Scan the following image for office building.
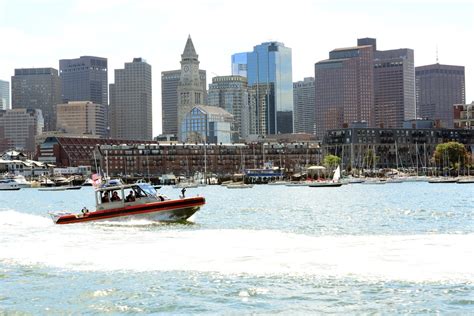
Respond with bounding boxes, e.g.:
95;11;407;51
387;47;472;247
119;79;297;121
109;58;152;140
246;41;294;135
176;35;207;141
11;68;61;131
231;52;248;77
181;105;233;143
59;56;108;106
454;102;474;129
0;79;9;110
416;63;465;128
293;77;315;134
314;44;375;139
208;75;249;140
56;101;107;138
0;109;44;153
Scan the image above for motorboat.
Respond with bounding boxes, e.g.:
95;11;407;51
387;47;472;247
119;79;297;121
173;182;199;189
428;177;458;184
0;179;21;191
457;177;474;184
82;178;94;186
48;182;205;224
225;182;254;189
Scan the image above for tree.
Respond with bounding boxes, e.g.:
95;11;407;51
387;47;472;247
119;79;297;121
323;154;341;169
432;142;469;172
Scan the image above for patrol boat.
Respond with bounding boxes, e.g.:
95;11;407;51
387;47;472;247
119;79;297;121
48;182;205;224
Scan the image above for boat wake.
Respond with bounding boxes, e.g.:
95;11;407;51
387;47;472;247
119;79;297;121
1;210;473;283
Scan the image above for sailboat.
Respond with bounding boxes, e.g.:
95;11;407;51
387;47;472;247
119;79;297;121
309;165;343;188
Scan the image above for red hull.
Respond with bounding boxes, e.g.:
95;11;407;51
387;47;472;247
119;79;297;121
54;196;205;224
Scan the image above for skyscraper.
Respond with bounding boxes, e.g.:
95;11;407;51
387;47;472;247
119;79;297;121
231;52;248;77
293;77;315;134
11;68;61;131
208;75;249;140
0;79;9;110
177;36;207;141
416;63;465;128
110;58;152;140
0;108;44;153
56;101;107;138
314;44;374;139
59;56;108;106
246;41;294;135
161;37;207;137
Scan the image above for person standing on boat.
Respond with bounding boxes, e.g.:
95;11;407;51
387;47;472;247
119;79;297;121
181;187;186;198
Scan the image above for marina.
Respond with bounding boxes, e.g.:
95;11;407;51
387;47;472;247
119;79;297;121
1;182;473;314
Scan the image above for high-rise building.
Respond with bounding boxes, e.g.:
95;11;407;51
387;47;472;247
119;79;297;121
231;52;248;77
0;108;44;153
110;58;152;140
314;44;374;139
59;56;108;106
370;39;416;128
56;101;107;138
248;83;273;136
161;38;207;137
246;42;294;135
11;68;61;131
177;36;207;141
416;63;465;128
208;75;249;140
293;77;315;134
181;105;233;144
0;79;10;110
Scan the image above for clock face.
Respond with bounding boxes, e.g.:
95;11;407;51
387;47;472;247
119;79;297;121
184;65;189;72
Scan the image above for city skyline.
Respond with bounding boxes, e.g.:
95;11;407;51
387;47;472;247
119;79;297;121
0;0;472;136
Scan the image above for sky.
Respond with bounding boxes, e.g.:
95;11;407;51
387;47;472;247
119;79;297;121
0;0;472;136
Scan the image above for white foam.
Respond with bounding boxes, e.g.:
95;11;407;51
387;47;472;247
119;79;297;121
1;210;473;282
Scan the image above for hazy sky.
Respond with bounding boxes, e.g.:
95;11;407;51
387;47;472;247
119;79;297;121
0;0;472;135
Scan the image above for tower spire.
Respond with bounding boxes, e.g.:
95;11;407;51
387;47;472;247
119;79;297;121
182;35;198;60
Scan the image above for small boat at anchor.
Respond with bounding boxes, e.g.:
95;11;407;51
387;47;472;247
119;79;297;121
48;182;205;224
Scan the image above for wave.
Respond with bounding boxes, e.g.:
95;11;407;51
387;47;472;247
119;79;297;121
1;210;473;282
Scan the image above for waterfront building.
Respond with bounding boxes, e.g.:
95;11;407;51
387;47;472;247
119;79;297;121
181;105;233;144
323;126;474;171
109;58;152;140
0;108;44;153
56;101;107;138
231;52;248;77
59;56;108;106
0;79;9;110
314;43;375;140
11;68;61;131
246;41;294;135
454;102;474;129
208;75;249;140
416;63;465;128
177;36;208;141
293;77;315;134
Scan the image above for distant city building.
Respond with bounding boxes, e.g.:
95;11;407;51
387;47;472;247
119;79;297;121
109;58;152;140
0;108;44;153
369;38;416;128
59;56;108;106
208;75;249;140
56;101;107;138
314;44;375;139
247;83;273;136
162;37;207;137
0;79;10;110
231;52;248;77
416;63;465;128
181;105;233;144
11;68;61;131
177;36;207;141
246;41;294;135
454;102;474;129
293;77;315;134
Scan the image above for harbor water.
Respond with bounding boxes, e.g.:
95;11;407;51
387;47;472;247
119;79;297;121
1;182;473;314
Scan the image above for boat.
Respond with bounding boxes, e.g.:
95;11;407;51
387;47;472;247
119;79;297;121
173;182;199;189
285;181;311;187
38;186;68;191
457;177;474;184
82;178;94;186
267;180;290;185
309;166;343;188
0;179;21;191
225;183;254;189
428;177;458;184
48;182;205;224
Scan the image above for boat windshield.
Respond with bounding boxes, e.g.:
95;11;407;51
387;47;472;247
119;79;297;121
137;183;158;198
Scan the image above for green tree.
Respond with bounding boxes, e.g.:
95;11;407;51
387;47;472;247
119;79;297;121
433;142;469;171
323;154;341;169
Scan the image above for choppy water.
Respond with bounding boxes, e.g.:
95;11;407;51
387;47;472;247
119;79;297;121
1;183;473;314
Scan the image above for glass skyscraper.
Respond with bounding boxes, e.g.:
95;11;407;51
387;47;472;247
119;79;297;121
246;42;293;134
231;53;248;77
0;80;9;110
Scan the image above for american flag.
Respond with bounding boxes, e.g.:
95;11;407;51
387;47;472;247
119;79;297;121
92;174;102;188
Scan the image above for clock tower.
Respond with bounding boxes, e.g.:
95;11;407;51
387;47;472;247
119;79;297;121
177;35;205;140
